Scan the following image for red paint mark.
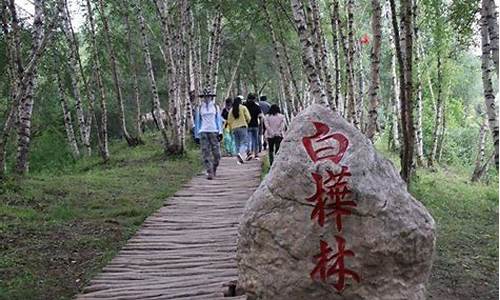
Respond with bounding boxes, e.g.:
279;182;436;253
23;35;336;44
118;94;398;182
306;167;357;230
310;236;360;292
302;122;349;164
360;33;370;45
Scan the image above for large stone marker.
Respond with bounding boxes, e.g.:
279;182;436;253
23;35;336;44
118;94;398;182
236;104;436;300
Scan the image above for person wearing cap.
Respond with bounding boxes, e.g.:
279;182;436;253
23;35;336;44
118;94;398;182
194;88;223;180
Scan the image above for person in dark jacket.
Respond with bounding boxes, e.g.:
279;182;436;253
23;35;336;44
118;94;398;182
244;93;262;160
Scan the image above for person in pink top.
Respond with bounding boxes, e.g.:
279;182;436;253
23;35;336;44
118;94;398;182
263;104;286;165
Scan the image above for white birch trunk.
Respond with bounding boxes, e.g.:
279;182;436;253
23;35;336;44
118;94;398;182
290;0;329;107
56;71;80;158
366;0;382;141
136;3;171;153
85;0;110;161
481;0;499;169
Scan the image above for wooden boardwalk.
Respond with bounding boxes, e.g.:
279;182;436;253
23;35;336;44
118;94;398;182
77;157;261;300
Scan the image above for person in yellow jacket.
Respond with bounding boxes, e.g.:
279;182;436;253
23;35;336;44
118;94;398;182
227;96;251;164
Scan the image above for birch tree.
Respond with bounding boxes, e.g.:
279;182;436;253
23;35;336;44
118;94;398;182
366;0;382;141
135;3;171;154
480;0;499;170
390;0;415;183
97;0;140;146
85;0;110;161
290;0;329;107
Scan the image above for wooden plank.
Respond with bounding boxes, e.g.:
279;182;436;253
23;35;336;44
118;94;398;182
75;157;257;299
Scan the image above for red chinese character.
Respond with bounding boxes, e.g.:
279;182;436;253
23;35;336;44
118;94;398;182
310;236;360;292
302;122;349;164
306;167;357;230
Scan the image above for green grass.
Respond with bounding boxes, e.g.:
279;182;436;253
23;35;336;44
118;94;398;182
0;134;202;300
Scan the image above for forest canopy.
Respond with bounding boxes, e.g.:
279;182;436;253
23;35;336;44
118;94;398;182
0;0;498;183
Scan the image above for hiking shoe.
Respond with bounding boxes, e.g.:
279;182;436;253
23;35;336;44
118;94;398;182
213;166;218;177
246;154;254;161
237;154;244;164
207;173;213;180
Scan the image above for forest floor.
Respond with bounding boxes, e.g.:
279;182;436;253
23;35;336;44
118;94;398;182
0;134;498;300
0;134;202;300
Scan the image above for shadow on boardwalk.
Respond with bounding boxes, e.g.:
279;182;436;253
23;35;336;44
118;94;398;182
77;157;261;300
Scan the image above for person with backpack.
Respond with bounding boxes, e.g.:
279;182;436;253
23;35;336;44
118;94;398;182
221;98;236;156
194;88;223;180
263;104;286;166
227;96;251;164
244;93;263;160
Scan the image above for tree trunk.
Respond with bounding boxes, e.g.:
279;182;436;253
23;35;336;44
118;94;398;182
428;55;443;167
97;0;138;147
330;1;341;112
63;0;96;155
390;0;415;183
56;71;80;159
153;0;183;153
263;1;294;110
224;48;245;100
487;0;499;75
389;48;401;152
471;118;488;182
60;0;90;155
136;3;171;153
85;0;110;162
481;0;499;170
366;0;382;141
310;0;335;109
279;33;301;114
346;0;359;127
124;12;144;141
290;0;329;107
436;97;446;163
14;0;45;174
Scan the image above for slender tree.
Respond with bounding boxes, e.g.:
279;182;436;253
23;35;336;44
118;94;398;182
366;0;382;141
390;0;415;183
290;0;329;107
135;3;171;153
480;0;499;170
97;0;139;146
85;0;110;161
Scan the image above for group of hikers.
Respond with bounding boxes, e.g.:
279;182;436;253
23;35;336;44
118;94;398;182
194;88;286;180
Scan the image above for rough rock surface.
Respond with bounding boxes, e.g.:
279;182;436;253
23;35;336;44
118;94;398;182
236;104;436;300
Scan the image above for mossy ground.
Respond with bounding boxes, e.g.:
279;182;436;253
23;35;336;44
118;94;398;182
0;134;202;300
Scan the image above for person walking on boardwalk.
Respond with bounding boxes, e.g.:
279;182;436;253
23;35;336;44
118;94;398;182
244;93;263;160
194;88;223;180
227;96;251;164
263;104;286;166
258;95;271;151
221;98;236;156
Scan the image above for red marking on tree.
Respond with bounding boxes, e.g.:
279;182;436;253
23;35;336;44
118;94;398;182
306;167;357;230
360;33;370;45
302;122;349;164
310;236;360;293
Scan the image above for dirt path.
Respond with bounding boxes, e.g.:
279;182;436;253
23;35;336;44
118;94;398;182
76;157;260;299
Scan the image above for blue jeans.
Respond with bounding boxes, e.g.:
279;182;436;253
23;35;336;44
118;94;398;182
248;127;259;154
233;127;248;155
